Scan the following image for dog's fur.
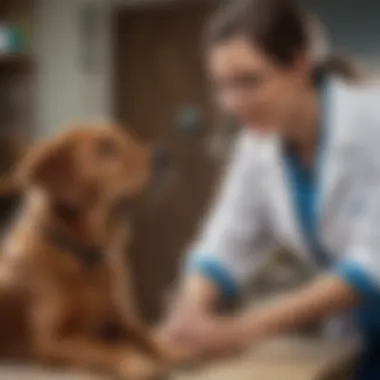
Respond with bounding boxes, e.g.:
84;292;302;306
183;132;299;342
0;124;175;379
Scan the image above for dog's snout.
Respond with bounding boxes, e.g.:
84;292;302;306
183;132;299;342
151;147;172;174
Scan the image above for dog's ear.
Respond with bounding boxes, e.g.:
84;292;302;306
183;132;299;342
17;140;79;203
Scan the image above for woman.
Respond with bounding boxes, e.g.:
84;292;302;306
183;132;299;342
161;0;380;378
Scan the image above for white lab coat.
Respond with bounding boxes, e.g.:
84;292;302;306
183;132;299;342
189;77;380;338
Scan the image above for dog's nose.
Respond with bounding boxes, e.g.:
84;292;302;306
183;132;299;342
150;147;172;175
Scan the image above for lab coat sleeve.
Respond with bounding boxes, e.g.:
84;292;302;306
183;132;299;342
185;132;273;300
335;104;380;301
335;188;380;301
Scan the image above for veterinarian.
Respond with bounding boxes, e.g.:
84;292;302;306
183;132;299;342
160;0;380;378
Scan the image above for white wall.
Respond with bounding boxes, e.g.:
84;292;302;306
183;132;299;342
34;0;113;138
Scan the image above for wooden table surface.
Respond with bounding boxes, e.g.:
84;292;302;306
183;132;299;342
174;337;359;380
0;337;359;380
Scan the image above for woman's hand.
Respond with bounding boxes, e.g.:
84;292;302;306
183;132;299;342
158;310;250;361
156;275;222;363
158;297;204;344
183;314;250;357
158;275;220;341
156;300;212;364
173;275;360;358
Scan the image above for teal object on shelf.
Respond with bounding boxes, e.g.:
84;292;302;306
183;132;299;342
0;25;26;53
9;28;25;52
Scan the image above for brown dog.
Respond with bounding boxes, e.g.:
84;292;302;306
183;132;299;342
0;124;175;379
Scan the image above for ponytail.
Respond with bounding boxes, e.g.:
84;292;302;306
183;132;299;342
313;55;361;83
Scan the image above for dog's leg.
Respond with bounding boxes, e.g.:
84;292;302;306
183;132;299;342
107;235;196;367
107;225;165;357
37;337;163;380
32;290;162;379
107;223;189;365
107;224;142;325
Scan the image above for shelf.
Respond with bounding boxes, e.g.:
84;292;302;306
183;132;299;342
0;0;33;18
0;53;33;69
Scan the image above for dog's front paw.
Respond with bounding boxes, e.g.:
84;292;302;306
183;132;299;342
119;351;164;380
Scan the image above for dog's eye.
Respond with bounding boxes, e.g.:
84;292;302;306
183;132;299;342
96;139;118;158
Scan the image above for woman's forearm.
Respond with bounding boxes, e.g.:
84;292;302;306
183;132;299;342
180;274;221;311
238;275;359;341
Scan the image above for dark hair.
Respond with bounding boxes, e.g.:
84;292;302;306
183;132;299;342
207;0;359;82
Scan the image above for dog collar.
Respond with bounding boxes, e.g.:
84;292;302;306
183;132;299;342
43;225;103;268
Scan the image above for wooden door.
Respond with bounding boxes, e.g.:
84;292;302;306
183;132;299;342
114;1;218;321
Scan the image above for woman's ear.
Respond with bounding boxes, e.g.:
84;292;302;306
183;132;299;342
17;140;79;203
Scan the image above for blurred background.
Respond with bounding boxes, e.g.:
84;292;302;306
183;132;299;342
1;0;380;323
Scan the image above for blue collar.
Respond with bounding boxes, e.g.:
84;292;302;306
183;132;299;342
283;79;332;268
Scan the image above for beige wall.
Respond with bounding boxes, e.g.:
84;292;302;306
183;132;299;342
34;0;113;138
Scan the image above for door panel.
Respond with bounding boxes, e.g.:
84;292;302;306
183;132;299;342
114;1;217;321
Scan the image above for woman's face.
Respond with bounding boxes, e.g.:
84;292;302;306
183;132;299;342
208;36;310;134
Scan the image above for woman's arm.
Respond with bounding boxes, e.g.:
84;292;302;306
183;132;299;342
176;274;220;311
185;131;272;299
187;274;359;355
238;274;358;341
159;132;272;339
